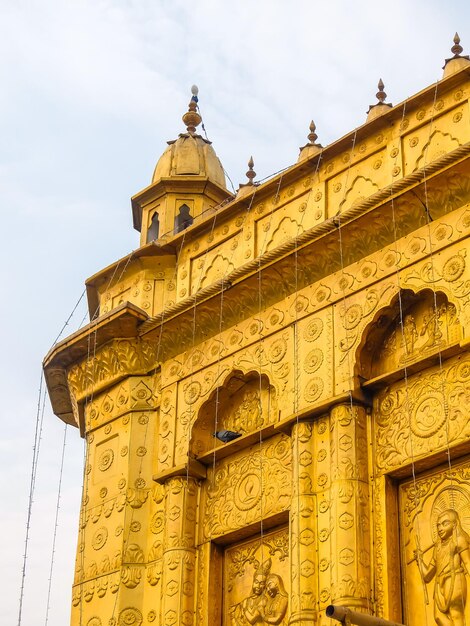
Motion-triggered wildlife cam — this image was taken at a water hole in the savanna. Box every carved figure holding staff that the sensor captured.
[414,509,470,626]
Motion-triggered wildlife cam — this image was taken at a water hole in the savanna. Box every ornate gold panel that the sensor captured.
[399,456,470,626]
[374,352,470,474]
[224,526,290,625]
[201,434,292,542]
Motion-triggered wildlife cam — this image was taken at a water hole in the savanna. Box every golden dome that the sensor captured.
[152,133,227,187]
[152,86,227,189]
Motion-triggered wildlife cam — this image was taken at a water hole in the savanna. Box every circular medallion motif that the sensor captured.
[136,447,147,457]
[314,191,323,202]
[457,361,470,382]
[234,473,262,511]
[135,478,146,489]
[98,449,114,472]
[184,381,201,405]
[304,348,323,374]
[120,446,128,457]
[342,304,363,330]
[104,424,112,434]
[118,608,143,626]
[138,415,149,425]
[268,338,287,363]
[147,611,156,623]
[151,513,164,534]
[411,393,446,438]
[442,255,465,282]
[319,558,329,571]
[303,318,323,342]
[99,487,108,499]
[304,377,324,403]
[87,618,102,626]
[92,527,108,550]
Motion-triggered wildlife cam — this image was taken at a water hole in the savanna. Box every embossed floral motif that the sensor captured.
[342,303,363,330]
[442,255,465,282]
[118,608,142,626]
[92,527,108,550]
[184,381,202,405]
[98,449,114,471]
[304,377,324,403]
[304,348,323,374]
[303,317,323,342]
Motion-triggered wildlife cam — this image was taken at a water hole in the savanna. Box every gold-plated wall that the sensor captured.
[43,68,470,626]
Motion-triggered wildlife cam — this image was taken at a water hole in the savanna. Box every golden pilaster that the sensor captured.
[329,404,371,609]
[290,421,317,625]
[161,477,198,626]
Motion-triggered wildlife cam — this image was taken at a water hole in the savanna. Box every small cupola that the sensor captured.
[131,86,234,246]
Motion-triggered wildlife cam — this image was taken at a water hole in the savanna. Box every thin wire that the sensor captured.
[50,289,87,349]
[45,424,68,625]
[17,372,45,626]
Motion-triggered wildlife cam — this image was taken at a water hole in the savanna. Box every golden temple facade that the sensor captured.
[44,39,470,626]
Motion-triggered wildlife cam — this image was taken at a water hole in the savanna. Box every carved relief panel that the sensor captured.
[296,308,333,410]
[201,434,292,542]
[190,373,277,457]
[359,290,462,380]
[373,352,470,474]
[224,526,290,625]
[399,456,470,626]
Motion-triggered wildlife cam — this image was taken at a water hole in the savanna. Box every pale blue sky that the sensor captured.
[1,1,469,624]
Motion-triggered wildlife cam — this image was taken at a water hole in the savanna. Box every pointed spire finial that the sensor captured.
[451,32,463,57]
[307,120,318,144]
[182,84,202,134]
[246,156,256,185]
[376,79,387,103]
[443,32,470,76]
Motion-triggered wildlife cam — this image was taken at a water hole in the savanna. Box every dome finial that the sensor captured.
[182,84,202,134]
[307,120,318,144]
[366,78,392,121]
[298,119,322,161]
[246,156,256,185]
[443,32,470,77]
[376,79,387,103]
[451,32,463,56]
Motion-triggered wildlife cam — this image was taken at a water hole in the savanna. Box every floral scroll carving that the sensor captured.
[203,435,291,540]
[360,290,462,379]
[68,339,158,401]
[375,353,470,473]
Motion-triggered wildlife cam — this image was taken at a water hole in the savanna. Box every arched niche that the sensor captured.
[146,211,160,242]
[357,288,462,381]
[190,370,277,457]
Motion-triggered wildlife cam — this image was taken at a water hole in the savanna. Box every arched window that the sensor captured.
[146,212,160,242]
[174,204,193,234]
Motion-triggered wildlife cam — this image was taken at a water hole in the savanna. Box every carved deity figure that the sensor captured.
[263,574,288,624]
[231,558,272,625]
[420,306,443,350]
[414,509,470,626]
[403,314,418,357]
[231,559,288,625]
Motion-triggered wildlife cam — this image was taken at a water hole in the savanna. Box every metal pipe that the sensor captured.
[325,605,406,626]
